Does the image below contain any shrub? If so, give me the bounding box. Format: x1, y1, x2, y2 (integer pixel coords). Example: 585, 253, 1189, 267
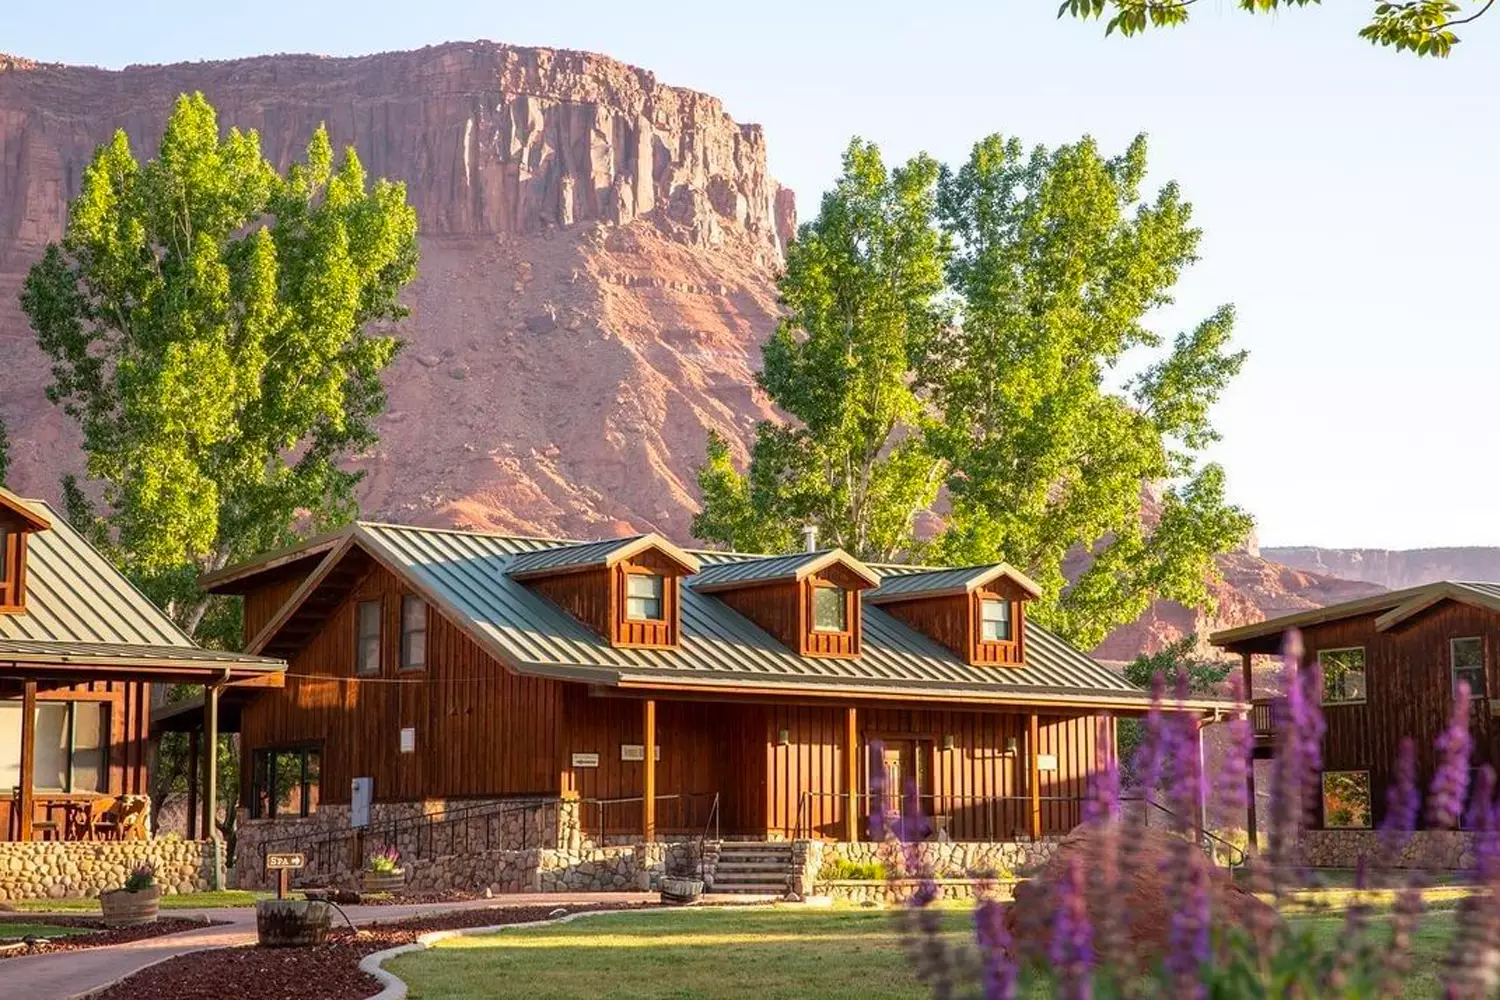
819, 858, 888, 881
123, 862, 156, 892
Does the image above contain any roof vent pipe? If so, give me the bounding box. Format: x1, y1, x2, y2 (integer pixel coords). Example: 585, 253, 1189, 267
801, 524, 818, 553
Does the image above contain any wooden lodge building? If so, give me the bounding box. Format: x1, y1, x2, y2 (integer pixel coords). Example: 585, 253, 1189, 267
0, 489, 284, 843
205, 522, 1224, 853
1212, 581, 1500, 837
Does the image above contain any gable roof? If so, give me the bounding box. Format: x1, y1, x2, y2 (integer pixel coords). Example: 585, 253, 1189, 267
507, 533, 700, 580
1210, 580, 1500, 652
866, 563, 1042, 603
244, 523, 1198, 711
0, 487, 52, 532
0, 498, 283, 681
689, 548, 880, 593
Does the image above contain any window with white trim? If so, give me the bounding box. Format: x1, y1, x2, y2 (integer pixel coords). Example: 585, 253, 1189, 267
1452, 636, 1486, 699
980, 599, 1012, 642
355, 600, 382, 676
400, 595, 427, 670
1318, 647, 1367, 704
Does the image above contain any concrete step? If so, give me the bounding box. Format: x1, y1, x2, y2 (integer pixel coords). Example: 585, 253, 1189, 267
711, 860, 791, 872
708, 881, 791, 894
714, 868, 791, 880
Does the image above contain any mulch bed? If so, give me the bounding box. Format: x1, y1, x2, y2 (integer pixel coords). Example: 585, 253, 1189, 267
0, 915, 222, 957
92, 901, 656, 1000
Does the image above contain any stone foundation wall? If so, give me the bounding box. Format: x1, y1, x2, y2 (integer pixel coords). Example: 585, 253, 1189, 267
235, 797, 581, 890
0, 839, 212, 902
401, 841, 675, 894
825, 839, 1058, 879
1300, 829, 1493, 870
816, 877, 1019, 905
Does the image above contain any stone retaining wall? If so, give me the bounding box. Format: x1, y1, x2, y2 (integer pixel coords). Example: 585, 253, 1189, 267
0, 839, 212, 901
401, 841, 675, 894
816, 877, 1019, 904
1300, 829, 1493, 870
824, 839, 1058, 879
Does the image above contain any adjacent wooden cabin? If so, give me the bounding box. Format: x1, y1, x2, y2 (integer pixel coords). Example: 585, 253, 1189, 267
0, 488, 284, 842
1212, 582, 1500, 838
206, 524, 1223, 849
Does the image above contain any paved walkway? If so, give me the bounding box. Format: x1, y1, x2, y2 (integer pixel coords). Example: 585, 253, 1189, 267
7, 893, 656, 1000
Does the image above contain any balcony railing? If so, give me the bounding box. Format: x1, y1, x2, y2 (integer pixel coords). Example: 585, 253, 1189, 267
1251, 697, 1278, 739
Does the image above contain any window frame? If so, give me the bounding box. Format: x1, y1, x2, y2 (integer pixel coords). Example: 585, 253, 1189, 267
248, 744, 322, 820
355, 599, 383, 677
979, 598, 1013, 643
1320, 770, 1373, 830
623, 572, 666, 623
1451, 636, 1486, 700
0, 699, 109, 794
811, 583, 849, 633
1317, 647, 1368, 706
0, 528, 21, 612
399, 595, 428, 671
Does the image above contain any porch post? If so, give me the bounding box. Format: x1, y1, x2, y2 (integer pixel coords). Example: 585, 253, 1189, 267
18, 680, 36, 841
186, 728, 200, 841
1242, 651, 1258, 851
202, 684, 220, 842
844, 706, 859, 842
642, 698, 656, 843
1028, 712, 1041, 841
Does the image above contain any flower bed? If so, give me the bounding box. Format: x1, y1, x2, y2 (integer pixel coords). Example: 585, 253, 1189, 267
0, 915, 223, 959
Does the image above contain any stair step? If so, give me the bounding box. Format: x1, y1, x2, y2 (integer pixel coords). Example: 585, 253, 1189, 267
712, 861, 791, 871
708, 883, 790, 894
713, 874, 790, 886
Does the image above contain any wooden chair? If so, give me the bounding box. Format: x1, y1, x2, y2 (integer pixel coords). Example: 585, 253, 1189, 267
9, 787, 61, 841
116, 798, 149, 841
67, 796, 119, 841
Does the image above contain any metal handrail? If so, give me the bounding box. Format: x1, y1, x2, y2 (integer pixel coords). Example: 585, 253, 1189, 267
1124, 794, 1247, 870
578, 791, 721, 843
792, 790, 1089, 841
695, 793, 721, 882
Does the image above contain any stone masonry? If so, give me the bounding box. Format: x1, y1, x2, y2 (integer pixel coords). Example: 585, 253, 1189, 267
1300, 829, 1494, 870
0, 838, 211, 901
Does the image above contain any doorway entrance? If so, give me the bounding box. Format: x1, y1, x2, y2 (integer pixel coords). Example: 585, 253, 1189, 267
870, 739, 931, 839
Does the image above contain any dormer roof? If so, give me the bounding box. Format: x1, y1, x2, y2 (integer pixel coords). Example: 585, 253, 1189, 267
0, 487, 52, 532
690, 548, 879, 593
866, 563, 1041, 604
507, 533, 700, 580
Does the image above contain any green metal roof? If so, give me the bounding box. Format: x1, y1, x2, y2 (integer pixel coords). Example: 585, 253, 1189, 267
314, 523, 1149, 706
689, 548, 880, 592
0, 497, 284, 677
865, 563, 1041, 603
506, 533, 701, 579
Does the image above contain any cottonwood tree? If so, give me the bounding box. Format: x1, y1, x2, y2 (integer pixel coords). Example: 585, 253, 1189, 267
1059, 0, 1493, 57
696, 133, 1251, 650
0, 416, 9, 486
928, 135, 1251, 648
22, 92, 418, 637
23, 93, 418, 842
693, 140, 950, 561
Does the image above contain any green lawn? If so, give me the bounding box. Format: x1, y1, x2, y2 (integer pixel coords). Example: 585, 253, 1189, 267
0, 921, 96, 940
387, 905, 1461, 1000
8, 889, 283, 912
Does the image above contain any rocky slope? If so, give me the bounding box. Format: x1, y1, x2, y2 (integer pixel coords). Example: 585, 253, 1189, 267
0, 41, 1381, 660
1265, 546, 1500, 591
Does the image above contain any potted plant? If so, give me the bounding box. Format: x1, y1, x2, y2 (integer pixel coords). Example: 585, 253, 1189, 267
361, 846, 405, 894
100, 862, 160, 926
660, 843, 704, 905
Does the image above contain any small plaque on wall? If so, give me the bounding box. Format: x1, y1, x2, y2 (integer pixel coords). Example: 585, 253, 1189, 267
620, 744, 662, 761
572, 752, 601, 768
399, 727, 416, 754
1036, 754, 1058, 772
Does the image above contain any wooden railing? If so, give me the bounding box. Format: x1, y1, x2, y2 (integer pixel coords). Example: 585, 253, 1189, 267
1250, 697, 1278, 738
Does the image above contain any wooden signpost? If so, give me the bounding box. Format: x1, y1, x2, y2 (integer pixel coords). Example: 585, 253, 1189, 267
265, 852, 306, 900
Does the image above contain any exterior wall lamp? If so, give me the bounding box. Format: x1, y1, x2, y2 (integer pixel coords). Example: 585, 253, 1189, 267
778, 728, 791, 746
1005, 736, 1019, 755
942, 734, 956, 751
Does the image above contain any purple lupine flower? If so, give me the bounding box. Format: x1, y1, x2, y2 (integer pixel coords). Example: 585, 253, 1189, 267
1048, 855, 1094, 1000
1466, 763, 1497, 841
867, 741, 888, 842
1165, 843, 1211, 999
1382, 739, 1421, 846
1084, 716, 1121, 826
1215, 673, 1252, 824
975, 897, 1019, 1000
1428, 681, 1473, 830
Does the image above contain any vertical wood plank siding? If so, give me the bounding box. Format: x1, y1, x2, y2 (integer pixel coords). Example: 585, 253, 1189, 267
0, 678, 151, 841
1296, 599, 1500, 828
528, 568, 614, 640
242, 574, 314, 646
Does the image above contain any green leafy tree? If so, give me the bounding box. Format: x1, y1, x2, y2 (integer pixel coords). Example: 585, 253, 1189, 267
692, 139, 950, 561
927, 135, 1250, 648
1118, 632, 1232, 781
1059, 0, 1493, 58
0, 415, 10, 486
21, 92, 418, 636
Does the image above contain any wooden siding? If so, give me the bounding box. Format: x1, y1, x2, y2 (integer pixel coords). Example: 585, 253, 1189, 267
714, 569, 864, 659
881, 588, 1028, 667
1293, 599, 1500, 828
528, 567, 613, 640
243, 574, 312, 646
613, 552, 681, 648
716, 581, 802, 652
0, 678, 150, 841
239, 562, 563, 806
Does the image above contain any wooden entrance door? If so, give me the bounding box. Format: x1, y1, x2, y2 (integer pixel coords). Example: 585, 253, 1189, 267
872, 740, 931, 839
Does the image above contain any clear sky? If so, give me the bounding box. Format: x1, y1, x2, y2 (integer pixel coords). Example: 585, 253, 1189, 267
6, 2, 1498, 550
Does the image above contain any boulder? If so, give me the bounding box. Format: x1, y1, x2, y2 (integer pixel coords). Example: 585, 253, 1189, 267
1003, 823, 1274, 970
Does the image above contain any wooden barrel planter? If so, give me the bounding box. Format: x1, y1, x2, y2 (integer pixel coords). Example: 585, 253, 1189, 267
100, 886, 160, 927
660, 876, 704, 906
256, 900, 333, 947
361, 871, 406, 895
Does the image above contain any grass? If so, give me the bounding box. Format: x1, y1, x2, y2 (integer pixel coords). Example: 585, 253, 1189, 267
0, 921, 96, 940
7, 889, 285, 913
388, 903, 1465, 1000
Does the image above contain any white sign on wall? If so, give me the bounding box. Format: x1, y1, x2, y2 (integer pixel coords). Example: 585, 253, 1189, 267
1036, 754, 1058, 772
620, 744, 663, 762
572, 752, 601, 768
399, 727, 416, 754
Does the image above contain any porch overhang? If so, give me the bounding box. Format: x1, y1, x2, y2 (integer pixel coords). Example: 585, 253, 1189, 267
0, 640, 286, 686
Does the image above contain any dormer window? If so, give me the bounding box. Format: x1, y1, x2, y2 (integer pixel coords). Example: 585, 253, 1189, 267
980, 599, 1012, 642
508, 534, 700, 650
0, 527, 17, 611
625, 573, 665, 622
812, 584, 848, 632
0, 491, 48, 615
